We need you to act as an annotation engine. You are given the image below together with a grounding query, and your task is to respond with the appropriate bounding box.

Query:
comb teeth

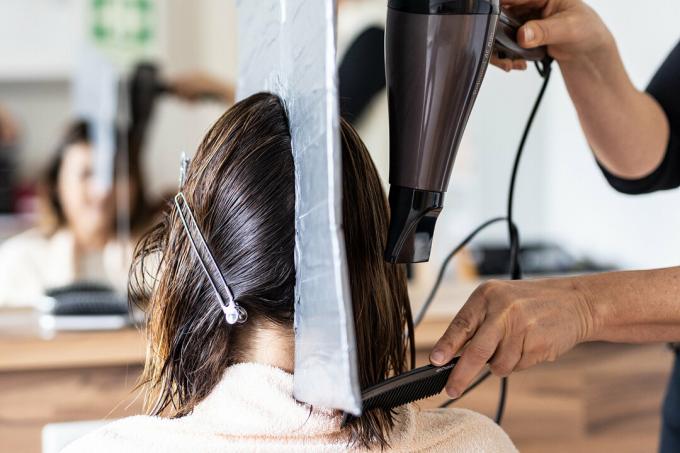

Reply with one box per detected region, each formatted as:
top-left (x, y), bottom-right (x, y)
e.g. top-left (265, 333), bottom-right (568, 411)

top-left (342, 358), bottom-right (459, 426)
top-left (364, 367), bottom-right (451, 411)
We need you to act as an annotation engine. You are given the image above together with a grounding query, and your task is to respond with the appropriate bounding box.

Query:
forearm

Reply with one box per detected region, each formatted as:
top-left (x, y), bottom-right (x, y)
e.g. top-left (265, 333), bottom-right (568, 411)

top-left (575, 267), bottom-right (680, 343)
top-left (560, 43), bottom-right (670, 179)
top-left (433, 267), bottom-right (680, 393)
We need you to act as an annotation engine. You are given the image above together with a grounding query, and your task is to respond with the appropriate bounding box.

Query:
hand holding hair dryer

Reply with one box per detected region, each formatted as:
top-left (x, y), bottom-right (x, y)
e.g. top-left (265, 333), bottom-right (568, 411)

top-left (384, 0), bottom-right (549, 263)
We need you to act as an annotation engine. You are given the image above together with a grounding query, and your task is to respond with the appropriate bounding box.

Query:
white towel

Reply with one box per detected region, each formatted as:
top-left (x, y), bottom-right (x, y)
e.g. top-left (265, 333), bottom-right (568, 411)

top-left (62, 362), bottom-right (517, 452)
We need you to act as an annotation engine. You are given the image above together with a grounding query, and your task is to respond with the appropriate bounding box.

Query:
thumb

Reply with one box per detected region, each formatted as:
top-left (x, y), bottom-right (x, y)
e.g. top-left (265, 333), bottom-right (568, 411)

top-left (430, 306), bottom-right (483, 366)
top-left (518, 15), bottom-right (574, 48)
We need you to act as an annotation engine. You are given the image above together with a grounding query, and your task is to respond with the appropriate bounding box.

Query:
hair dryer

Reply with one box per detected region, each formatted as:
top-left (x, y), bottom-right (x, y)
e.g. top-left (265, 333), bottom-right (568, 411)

top-left (384, 0), bottom-right (549, 263)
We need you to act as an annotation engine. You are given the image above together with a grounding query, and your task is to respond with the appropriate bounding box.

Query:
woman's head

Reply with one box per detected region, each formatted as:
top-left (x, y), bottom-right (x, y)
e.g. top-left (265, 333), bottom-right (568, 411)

top-left (42, 121), bottom-right (147, 247)
top-left (42, 122), bottom-right (115, 248)
top-left (132, 92), bottom-right (413, 448)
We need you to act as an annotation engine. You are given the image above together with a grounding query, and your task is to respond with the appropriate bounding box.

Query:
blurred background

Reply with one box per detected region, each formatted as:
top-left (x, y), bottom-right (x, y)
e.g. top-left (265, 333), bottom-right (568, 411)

top-left (0, 0), bottom-right (679, 452)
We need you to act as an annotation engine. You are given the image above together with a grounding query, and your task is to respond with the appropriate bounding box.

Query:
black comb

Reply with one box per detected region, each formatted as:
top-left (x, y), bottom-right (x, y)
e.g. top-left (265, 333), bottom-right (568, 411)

top-left (342, 357), bottom-right (459, 426)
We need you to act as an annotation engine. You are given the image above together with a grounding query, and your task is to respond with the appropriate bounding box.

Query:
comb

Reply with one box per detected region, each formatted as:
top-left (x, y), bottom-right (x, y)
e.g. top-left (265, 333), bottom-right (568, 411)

top-left (342, 357), bottom-right (459, 426)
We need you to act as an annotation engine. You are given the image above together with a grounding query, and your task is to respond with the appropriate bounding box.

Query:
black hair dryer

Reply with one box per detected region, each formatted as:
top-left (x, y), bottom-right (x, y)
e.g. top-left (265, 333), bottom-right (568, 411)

top-left (384, 0), bottom-right (549, 263)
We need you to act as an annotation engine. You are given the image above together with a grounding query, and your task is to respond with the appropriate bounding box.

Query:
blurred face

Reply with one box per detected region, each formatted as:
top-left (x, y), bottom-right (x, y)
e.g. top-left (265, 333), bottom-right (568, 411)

top-left (57, 142), bottom-right (115, 249)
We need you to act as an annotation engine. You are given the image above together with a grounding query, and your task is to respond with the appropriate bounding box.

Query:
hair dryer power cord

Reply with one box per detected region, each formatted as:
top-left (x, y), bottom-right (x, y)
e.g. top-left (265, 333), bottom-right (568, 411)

top-left (414, 59), bottom-right (553, 424)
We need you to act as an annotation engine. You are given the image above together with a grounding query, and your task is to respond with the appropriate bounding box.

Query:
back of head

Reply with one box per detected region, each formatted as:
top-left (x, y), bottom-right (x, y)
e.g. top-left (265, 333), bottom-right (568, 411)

top-left (132, 92), bottom-right (413, 448)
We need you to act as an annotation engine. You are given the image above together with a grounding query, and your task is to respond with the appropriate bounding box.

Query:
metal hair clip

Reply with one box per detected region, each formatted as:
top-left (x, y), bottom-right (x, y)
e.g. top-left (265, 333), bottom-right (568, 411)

top-left (174, 192), bottom-right (247, 325)
top-left (178, 152), bottom-right (191, 189)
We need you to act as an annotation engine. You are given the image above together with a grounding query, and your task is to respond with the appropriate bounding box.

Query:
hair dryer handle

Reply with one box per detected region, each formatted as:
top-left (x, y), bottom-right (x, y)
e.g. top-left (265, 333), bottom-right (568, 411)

top-left (494, 11), bottom-right (549, 62)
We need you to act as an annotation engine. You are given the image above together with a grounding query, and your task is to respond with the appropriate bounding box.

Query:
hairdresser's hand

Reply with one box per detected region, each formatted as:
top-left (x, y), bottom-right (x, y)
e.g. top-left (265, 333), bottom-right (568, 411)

top-left (491, 0), bottom-right (615, 71)
top-left (430, 277), bottom-right (594, 398)
top-left (169, 72), bottom-right (235, 104)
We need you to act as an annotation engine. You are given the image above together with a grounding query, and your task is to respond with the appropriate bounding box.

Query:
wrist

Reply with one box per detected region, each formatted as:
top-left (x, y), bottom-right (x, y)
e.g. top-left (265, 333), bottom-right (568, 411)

top-left (569, 275), bottom-right (607, 343)
top-left (559, 32), bottom-right (616, 75)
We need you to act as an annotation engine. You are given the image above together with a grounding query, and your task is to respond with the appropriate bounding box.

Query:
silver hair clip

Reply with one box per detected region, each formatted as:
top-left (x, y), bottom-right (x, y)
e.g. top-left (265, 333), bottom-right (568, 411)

top-left (174, 192), bottom-right (247, 325)
top-left (178, 152), bottom-right (191, 189)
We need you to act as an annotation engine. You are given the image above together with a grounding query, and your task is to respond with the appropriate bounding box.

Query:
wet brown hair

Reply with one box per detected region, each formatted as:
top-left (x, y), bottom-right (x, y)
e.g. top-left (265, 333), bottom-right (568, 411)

top-left (131, 92), bottom-right (414, 448)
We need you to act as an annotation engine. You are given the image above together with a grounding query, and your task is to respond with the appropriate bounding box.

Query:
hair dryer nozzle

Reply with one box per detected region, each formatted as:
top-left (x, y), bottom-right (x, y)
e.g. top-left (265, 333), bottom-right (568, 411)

top-left (385, 187), bottom-right (443, 264)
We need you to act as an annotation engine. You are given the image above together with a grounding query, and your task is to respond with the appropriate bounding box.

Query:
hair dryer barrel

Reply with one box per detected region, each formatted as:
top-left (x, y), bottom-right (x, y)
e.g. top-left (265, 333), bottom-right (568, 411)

top-left (385, 0), bottom-right (499, 263)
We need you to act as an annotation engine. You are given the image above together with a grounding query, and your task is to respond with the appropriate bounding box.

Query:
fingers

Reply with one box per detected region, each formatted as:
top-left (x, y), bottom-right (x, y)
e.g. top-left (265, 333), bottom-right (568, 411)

top-left (514, 60), bottom-right (528, 70)
top-left (501, 0), bottom-right (547, 7)
top-left (489, 334), bottom-right (524, 377)
top-left (444, 317), bottom-right (504, 398)
top-left (501, 0), bottom-right (549, 20)
top-left (516, 346), bottom-right (543, 371)
top-left (515, 330), bottom-right (553, 371)
top-left (430, 294), bottom-right (488, 366)
top-left (430, 310), bottom-right (481, 366)
top-left (518, 14), bottom-right (576, 49)
top-left (490, 55), bottom-right (529, 72)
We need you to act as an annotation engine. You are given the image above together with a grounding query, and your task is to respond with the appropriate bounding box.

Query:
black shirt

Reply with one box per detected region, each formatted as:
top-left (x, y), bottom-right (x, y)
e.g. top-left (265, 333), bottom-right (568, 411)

top-left (599, 41), bottom-right (680, 194)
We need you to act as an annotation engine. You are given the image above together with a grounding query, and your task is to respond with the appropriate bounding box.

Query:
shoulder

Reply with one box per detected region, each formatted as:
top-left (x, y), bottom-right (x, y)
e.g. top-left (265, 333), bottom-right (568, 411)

top-left (60, 416), bottom-right (184, 453)
top-left (0, 229), bottom-right (76, 305)
top-left (0, 228), bottom-right (73, 266)
top-left (0, 229), bottom-right (53, 306)
top-left (397, 407), bottom-right (517, 453)
top-left (0, 228), bottom-right (50, 257)
top-left (60, 413), bottom-right (276, 453)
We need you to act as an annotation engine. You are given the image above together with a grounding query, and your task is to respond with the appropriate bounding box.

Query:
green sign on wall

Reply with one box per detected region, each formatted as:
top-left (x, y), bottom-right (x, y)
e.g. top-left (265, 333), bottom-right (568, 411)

top-left (88, 0), bottom-right (157, 66)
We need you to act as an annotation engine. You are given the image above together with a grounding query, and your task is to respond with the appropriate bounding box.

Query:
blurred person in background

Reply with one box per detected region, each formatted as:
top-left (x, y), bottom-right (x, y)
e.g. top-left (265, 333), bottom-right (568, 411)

top-left (0, 121), bottom-right (149, 307)
top-left (0, 70), bottom-right (234, 307)
top-left (0, 104), bottom-right (19, 214)
top-left (0, 104), bottom-right (19, 146)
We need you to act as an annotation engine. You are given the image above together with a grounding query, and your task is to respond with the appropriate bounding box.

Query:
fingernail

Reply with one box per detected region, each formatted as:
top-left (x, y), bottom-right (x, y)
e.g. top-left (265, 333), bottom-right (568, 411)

top-left (431, 350), bottom-right (445, 364)
top-left (524, 26), bottom-right (535, 43)
top-left (446, 387), bottom-right (460, 399)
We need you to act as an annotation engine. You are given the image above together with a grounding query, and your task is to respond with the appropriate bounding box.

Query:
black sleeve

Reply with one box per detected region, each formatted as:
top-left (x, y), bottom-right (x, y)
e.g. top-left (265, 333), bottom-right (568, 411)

top-left (599, 41), bottom-right (680, 195)
top-left (338, 26), bottom-right (386, 125)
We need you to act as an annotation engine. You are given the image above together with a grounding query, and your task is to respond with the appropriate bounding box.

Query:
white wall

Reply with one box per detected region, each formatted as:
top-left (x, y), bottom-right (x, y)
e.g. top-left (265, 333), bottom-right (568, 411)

top-left (141, 0), bottom-right (238, 199)
top-left (0, 0), bottom-right (84, 80)
top-left (0, 80), bottom-right (73, 179)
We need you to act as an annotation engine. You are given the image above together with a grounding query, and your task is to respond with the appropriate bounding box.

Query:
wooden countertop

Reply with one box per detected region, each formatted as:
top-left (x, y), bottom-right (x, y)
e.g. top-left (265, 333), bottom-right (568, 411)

top-left (0, 279), bottom-right (476, 372)
top-left (0, 309), bottom-right (146, 372)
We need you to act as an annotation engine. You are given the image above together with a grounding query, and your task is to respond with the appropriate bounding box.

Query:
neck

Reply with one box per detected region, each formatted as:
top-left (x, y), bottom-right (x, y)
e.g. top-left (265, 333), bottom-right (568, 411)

top-left (71, 227), bottom-right (110, 252)
top-left (236, 320), bottom-right (295, 373)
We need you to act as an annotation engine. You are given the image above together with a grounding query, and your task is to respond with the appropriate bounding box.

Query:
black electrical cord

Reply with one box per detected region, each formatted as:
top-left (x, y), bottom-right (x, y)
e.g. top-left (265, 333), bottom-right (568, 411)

top-left (414, 59), bottom-right (553, 423)
top-left (496, 60), bottom-right (552, 425)
top-left (413, 216), bottom-right (509, 326)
